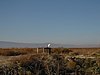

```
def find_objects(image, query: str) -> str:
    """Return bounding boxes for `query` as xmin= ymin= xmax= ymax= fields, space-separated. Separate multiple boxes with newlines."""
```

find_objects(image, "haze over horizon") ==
xmin=0 ymin=0 xmax=100 ymax=44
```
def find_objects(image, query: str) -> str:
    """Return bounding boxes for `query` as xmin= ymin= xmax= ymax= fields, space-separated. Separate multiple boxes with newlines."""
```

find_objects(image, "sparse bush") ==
xmin=4 ymin=51 xmax=22 ymax=56
xmin=62 ymin=48 xmax=72 ymax=54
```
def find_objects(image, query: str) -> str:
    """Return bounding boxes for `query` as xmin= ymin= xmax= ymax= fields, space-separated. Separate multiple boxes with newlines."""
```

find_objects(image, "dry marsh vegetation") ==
xmin=0 ymin=48 xmax=100 ymax=75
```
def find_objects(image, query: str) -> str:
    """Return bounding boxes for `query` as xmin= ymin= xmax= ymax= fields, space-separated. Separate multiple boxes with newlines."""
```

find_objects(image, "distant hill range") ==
xmin=0 ymin=41 xmax=100 ymax=48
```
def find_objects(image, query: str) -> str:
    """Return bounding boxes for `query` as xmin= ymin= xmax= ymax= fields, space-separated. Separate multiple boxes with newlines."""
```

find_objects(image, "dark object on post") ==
xmin=44 ymin=47 xmax=52 ymax=54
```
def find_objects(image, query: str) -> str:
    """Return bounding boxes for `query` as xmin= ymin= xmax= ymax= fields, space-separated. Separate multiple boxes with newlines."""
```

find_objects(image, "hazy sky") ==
xmin=0 ymin=0 xmax=100 ymax=44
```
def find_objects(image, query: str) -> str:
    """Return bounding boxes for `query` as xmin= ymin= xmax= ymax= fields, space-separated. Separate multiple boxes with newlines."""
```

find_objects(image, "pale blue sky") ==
xmin=0 ymin=0 xmax=100 ymax=44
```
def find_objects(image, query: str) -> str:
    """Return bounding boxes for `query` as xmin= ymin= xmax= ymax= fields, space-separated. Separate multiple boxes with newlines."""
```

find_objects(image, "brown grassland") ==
xmin=0 ymin=48 xmax=100 ymax=75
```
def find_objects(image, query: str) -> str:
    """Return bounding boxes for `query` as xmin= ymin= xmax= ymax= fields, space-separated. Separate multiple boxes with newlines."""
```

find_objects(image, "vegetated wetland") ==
xmin=0 ymin=48 xmax=100 ymax=75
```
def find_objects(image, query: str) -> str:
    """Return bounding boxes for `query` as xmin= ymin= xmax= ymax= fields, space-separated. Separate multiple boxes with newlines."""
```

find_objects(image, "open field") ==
xmin=0 ymin=48 xmax=100 ymax=75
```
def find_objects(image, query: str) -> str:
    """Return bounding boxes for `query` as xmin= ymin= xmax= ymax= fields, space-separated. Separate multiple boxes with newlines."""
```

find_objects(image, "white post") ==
xmin=37 ymin=48 xmax=39 ymax=54
xmin=43 ymin=48 xmax=44 ymax=54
